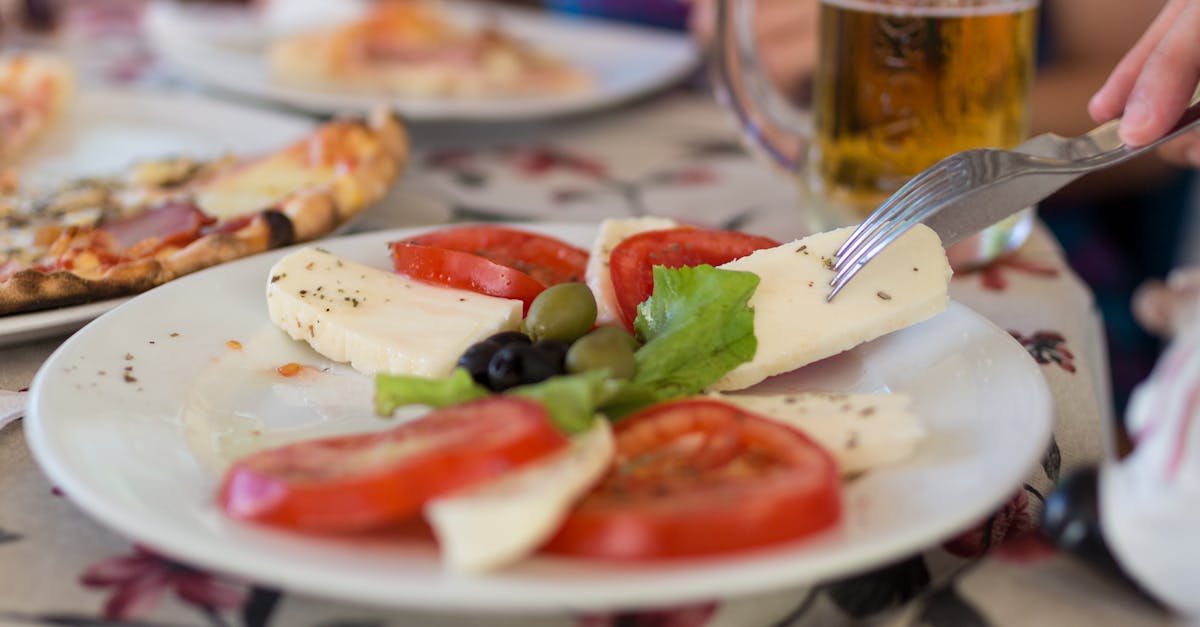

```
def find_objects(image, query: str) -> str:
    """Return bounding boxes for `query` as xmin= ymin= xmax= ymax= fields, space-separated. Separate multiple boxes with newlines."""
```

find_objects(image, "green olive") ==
xmin=566 ymin=327 xmax=637 ymax=379
xmin=523 ymin=282 xmax=597 ymax=343
xmin=585 ymin=325 xmax=639 ymax=350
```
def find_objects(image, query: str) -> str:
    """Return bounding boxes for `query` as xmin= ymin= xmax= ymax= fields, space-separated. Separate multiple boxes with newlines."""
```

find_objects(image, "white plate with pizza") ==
xmin=0 ymin=84 xmax=411 ymax=346
xmin=143 ymin=0 xmax=700 ymax=121
xmin=26 ymin=221 xmax=1052 ymax=613
xmin=0 ymin=88 xmax=320 ymax=346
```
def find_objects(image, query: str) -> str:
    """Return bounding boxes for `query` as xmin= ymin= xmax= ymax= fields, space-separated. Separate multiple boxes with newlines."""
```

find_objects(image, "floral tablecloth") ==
xmin=0 ymin=3 xmax=1189 ymax=626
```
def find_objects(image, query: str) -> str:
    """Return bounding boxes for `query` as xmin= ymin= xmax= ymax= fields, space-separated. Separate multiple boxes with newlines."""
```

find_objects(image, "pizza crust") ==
xmin=0 ymin=259 xmax=169 ymax=315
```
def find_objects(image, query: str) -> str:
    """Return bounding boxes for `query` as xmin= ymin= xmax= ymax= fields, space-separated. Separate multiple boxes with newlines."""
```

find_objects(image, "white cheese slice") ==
xmin=713 ymin=224 xmax=950 ymax=391
xmin=424 ymin=420 xmax=614 ymax=573
xmin=713 ymin=392 xmax=924 ymax=475
xmin=585 ymin=216 xmax=678 ymax=326
xmin=266 ymin=247 xmax=522 ymax=376
xmin=196 ymin=153 xmax=335 ymax=220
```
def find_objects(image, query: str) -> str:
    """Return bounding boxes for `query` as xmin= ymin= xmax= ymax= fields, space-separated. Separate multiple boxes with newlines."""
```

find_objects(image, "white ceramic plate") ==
xmin=26 ymin=223 xmax=1052 ymax=613
xmin=143 ymin=0 xmax=700 ymax=121
xmin=0 ymin=89 xmax=315 ymax=347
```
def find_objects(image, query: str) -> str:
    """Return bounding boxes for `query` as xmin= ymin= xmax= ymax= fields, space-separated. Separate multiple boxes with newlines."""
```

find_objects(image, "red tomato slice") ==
xmin=608 ymin=228 xmax=779 ymax=330
xmin=543 ymin=399 xmax=841 ymax=560
xmin=390 ymin=225 xmax=589 ymax=310
xmin=218 ymin=397 xmax=567 ymax=533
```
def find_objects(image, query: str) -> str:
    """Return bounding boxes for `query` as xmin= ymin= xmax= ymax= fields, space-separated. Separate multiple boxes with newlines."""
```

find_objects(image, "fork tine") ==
xmin=833 ymin=164 xmax=950 ymax=262
xmin=826 ymin=189 xmax=961 ymax=300
xmin=832 ymin=167 xmax=964 ymax=276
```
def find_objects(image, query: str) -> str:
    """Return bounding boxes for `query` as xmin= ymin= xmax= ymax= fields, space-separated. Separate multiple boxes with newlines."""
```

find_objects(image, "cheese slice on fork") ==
xmin=713 ymin=224 xmax=951 ymax=391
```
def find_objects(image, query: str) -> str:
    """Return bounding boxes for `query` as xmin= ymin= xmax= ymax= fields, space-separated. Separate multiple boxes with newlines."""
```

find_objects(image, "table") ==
xmin=0 ymin=4 xmax=1187 ymax=626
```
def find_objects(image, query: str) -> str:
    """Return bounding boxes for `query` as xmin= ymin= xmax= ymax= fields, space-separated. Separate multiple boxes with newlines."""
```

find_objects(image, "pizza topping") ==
xmin=100 ymin=200 xmax=211 ymax=251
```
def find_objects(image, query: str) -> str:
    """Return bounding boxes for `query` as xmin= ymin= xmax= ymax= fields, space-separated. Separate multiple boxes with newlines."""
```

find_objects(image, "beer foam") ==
xmin=820 ymin=0 xmax=1038 ymax=17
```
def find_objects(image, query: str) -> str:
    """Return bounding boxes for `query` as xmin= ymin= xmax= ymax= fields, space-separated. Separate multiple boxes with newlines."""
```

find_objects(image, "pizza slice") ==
xmin=0 ymin=109 xmax=408 ymax=316
xmin=0 ymin=53 xmax=72 ymax=166
xmin=268 ymin=0 xmax=592 ymax=98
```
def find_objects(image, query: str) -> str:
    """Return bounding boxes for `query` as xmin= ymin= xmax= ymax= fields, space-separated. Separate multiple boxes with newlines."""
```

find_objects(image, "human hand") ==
xmin=1133 ymin=267 xmax=1200 ymax=338
xmin=688 ymin=0 xmax=818 ymax=94
xmin=1088 ymin=0 xmax=1200 ymax=167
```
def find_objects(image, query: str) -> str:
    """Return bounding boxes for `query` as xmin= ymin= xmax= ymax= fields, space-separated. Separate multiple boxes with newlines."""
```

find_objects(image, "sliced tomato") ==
xmin=608 ymin=228 xmax=779 ymax=330
xmin=218 ymin=396 xmax=567 ymax=533
xmin=390 ymin=225 xmax=589 ymax=310
xmin=543 ymin=399 xmax=840 ymax=560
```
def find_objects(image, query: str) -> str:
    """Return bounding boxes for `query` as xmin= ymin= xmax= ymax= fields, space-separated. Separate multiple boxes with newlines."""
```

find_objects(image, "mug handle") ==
xmin=711 ymin=0 xmax=814 ymax=173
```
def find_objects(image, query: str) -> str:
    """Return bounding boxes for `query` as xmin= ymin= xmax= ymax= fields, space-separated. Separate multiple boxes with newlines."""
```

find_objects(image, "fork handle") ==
xmin=1097 ymin=95 xmax=1200 ymax=167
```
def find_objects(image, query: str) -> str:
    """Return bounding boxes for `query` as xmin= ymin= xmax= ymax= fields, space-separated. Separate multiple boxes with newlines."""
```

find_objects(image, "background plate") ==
xmin=0 ymin=89 xmax=314 ymax=347
xmin=26 ymin=223 xmax=1052 ymax=613
xmin=143 ymin=0 xmax=700 ymax=121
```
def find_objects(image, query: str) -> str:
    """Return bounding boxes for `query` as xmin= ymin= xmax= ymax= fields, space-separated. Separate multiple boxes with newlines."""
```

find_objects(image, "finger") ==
xmin=688 ymin=0 xmax=716 ymax=41
xmin=1119 ymin=1 xmax=1200 ymax=145
xmin=1157 ymin=129 xmax=1200 ymax=168
xmin=1089 ymin=0 xmax=1189 ymax=122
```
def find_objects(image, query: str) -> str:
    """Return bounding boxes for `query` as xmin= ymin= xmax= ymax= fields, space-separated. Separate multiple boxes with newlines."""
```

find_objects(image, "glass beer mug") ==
xmin=713 ymin=0 xmax=1039 ymax=269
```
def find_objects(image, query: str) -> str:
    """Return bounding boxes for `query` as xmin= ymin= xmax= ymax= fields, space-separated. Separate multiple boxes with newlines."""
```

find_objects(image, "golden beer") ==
xmin=809 ymin=0 xmax=1037 ymax=221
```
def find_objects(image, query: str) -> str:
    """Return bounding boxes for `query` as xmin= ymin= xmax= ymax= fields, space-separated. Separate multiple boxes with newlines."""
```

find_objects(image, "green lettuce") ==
xmin=375 ymin=367 xmax=609 ymax=435
xmin=630 ymin=264 xmax=759 ymax=400
xmin=507 ymin=370 xmax=613 ymax=434
xmin=375 ymin=368 xmax=488 ymax=416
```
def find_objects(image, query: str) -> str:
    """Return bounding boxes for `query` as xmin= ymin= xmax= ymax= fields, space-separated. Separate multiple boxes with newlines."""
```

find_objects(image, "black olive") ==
xmin=457 ymin=340 xmax=502 ymax=386
xmin=488 ymin=331 xmax=532 ymax=346
xmin=532 ymin=340 xmax=569 ymax=371
xmin=487 ymin=344 xmax=529 ymax=391
xmin=488 ymin=341 xmax=568 ymax=390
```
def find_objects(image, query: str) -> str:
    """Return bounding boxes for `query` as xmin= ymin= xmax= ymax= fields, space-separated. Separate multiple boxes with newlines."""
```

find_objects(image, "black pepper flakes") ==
xmin=877 ymin=291 xmax=892 ymax=301
xmin=305 ymin=262 xmax=315 ymax=271
xmin=123 ymin=373 xmax=138 ymax=384
xmin=822 ymin=257 xmax=833 ymax=270
xmin=270 ymin=274 xmax=282 ymax=283
xmin=860 ymin=407 xmax=876 ymax=417
xmin=170 ymin=332 xmax=180 ymax=338
xmin=124 ymin=353 xmax=133 ymax=361
xmin=796 ymin=245 xmax=807 ymax=253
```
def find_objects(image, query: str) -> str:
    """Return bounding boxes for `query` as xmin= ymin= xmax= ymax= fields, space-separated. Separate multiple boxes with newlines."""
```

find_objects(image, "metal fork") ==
xmin=828 ymin=94 xmax=1200 ymax=301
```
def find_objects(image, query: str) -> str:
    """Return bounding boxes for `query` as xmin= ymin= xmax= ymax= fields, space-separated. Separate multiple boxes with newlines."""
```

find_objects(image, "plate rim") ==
xmin=142 ymin=0 xmax=701 ymax=121
xmin=24 ymin=223 xmax=1054 ymax=613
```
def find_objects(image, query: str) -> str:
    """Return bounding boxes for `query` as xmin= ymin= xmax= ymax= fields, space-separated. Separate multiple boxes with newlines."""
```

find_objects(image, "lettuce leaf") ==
xmin=630 ymin=264 xmax=759 ymax=400
xmin=507 ymin=370 xmax=613 ymax=434
xmin=375 ymin=368 xmax=488 ymax=416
